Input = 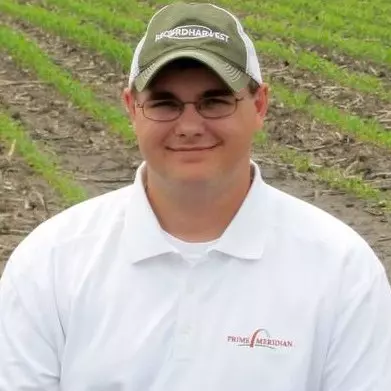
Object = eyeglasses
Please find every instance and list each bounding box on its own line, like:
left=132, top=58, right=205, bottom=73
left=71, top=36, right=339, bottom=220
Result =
left=135, top=95, right=245, bottom=122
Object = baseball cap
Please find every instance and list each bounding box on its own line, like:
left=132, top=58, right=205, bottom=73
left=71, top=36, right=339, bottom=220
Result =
left=128, top=2, right=262, bottom=92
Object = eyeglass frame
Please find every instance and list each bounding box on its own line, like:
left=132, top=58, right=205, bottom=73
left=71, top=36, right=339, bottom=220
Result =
left=134, top=94, right=245, bottom=122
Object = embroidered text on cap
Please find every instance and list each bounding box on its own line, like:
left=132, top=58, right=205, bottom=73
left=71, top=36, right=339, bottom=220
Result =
left=155, top=25, right=230, bottom=43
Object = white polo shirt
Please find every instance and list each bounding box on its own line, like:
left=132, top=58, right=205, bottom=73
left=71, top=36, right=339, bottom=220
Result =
left=0, top=161, right=390, bottom=391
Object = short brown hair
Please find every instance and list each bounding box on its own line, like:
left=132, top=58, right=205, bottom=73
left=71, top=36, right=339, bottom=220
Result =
left=247, top=78, right=260, bottom=95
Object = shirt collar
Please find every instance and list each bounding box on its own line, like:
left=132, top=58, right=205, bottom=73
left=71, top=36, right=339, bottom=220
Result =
left=123, top=162, right=176, bottom=264
left=124, top=161, right=270, bottom=263
left=211, top=161, right=269, bottom=260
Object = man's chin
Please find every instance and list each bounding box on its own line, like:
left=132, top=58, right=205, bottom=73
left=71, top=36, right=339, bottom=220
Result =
left=167, top=169, right=219, bottom=187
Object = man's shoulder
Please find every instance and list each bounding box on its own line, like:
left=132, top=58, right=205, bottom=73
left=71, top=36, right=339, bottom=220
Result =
left=264, top=183, right=386, bottom=280
left=265, top=183, right=375, bottom=257
left=11, top=184, right=136, bottom=258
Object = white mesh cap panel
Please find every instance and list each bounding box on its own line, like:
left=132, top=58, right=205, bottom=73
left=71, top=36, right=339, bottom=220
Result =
left=128, top=5, right=169, bottom=88
left=211, top=4, right=262, bottom=84
left=128, top=35, right=146, bottom=87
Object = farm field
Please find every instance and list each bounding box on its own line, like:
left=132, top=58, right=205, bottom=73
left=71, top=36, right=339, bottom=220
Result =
left=0, top=0, right=390, bottom=277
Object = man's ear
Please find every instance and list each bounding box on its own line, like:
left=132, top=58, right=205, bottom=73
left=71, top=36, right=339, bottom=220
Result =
left=254, top=83, right=269, bottom=129
left=122, top=87, right=137, bottom=123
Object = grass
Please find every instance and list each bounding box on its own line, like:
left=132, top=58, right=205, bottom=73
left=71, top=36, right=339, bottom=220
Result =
left=41, top=0, right=146, bottom=36
left=0, top=24, right=134, bottom=143
left=243, top=0, right=391, bottom=30
left=78, top=0, right=155, bottom=18
left=254, top=133, right=391, bottom=211
left=266, top=142, right=391, bottom=211
left=0, top=0, right=134, bottom=67
left=217, top=0, right=391, bottom=44
left=254, top=41, right=391, bottom=103
left=0, top=110, right=87, bottom=206
left=244, top=15, right=391, bottom=69
left=271, top=82, right=391, bottom=149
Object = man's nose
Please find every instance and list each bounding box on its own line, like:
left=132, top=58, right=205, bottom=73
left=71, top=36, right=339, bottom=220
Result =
left=174, top=103, right=205, bottom=137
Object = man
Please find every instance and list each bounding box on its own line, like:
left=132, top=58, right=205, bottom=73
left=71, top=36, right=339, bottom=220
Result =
left=0, top=2, right=390, bottom=390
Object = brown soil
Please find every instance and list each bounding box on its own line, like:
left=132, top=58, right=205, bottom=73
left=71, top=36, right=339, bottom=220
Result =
left=0, top=144, right=62, bottom=274
left=262, top=56, right=391, bottom=130
left=1, top=13, right=391, bottom=279
left=267, top=35, right=391, bottom=83
left=0, top=52, right=141, bottom=199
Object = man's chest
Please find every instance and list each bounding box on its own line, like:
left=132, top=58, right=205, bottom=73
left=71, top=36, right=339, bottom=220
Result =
left=58, top=257, right=335, bottom=391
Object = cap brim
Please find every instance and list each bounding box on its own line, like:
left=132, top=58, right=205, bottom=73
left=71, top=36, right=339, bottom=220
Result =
left=133, top=49, right=250, bottom=92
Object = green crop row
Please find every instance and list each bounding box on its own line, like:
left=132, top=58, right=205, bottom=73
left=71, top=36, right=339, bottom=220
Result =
left=77, top=0, right=155, bottom=18
left=244, top=16, right=391, bottom=69
left=258, top=0, right=391, bottom=28
left=264, top=142, right=391, bottom=212
left=40, top=0, right=145, bottom=36
left=0, top=110, right=87, bottom=205
left=1, top=0, right=133, bottom=67
left=202, top=0, right=391, bottom=30
left=254, top=41, right=391, bottom=103
left=0, top=23, right=134, bottom=143
left=216, top=0, right=391, bottom=38
left=271, top=83, right=391, bottom=149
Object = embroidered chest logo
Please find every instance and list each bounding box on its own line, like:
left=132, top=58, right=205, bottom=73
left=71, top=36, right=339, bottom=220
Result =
left=227, top=328, right=294, bottom=349
left=155, top=25, right=230, bottom=42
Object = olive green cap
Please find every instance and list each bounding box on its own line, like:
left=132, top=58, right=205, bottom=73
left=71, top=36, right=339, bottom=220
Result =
left=128, top=2, right=262, bottom=92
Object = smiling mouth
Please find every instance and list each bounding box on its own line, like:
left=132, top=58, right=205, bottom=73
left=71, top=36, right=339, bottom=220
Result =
left=167, top=145, right=219, bottom=152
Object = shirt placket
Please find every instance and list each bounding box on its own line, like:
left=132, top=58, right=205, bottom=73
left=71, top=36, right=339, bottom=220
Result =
left=172, top=259, right=201, bottom=362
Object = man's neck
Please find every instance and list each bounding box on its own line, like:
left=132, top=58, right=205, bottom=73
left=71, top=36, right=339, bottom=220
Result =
left=144, top=165, right=253, bottom=242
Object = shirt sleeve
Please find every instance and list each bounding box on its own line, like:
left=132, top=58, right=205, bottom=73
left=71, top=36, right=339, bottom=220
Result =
left=0, top=240, right=63, bottom=390
left=322, top=240, right=391, bottom=391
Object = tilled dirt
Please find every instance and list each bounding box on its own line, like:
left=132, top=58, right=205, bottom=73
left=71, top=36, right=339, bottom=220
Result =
left=262, top=34, right=391, bottom=84
left=263, top=55, right=391, bottom=130
left=0, top=13, right=391, bottom=278
left=1, top=17, right=131, bottom=108
left=0, top=144, right=62, bottom=274
left=266, top=102, right=391, bottom=196
left=0, top=53, right=141, bottom=199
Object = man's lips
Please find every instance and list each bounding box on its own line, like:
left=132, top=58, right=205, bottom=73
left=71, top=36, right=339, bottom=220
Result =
left=166, top=145, right=219, bottom=151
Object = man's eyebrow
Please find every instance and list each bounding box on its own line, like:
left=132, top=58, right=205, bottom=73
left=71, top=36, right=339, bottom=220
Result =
left=202, top=89, right=233, bottom=98
left=147, top=91, right=177, bottom=100
left=146, top=88, right=233, bottom=100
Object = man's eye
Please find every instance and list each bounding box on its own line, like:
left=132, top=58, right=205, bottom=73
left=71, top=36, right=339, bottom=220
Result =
left=203, top=97, right=232, bottom=106
left=149, top=100, right=179, bottom=108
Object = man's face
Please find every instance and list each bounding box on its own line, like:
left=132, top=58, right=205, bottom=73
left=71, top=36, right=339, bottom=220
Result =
left=123, top=63, right=268, bottom=187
